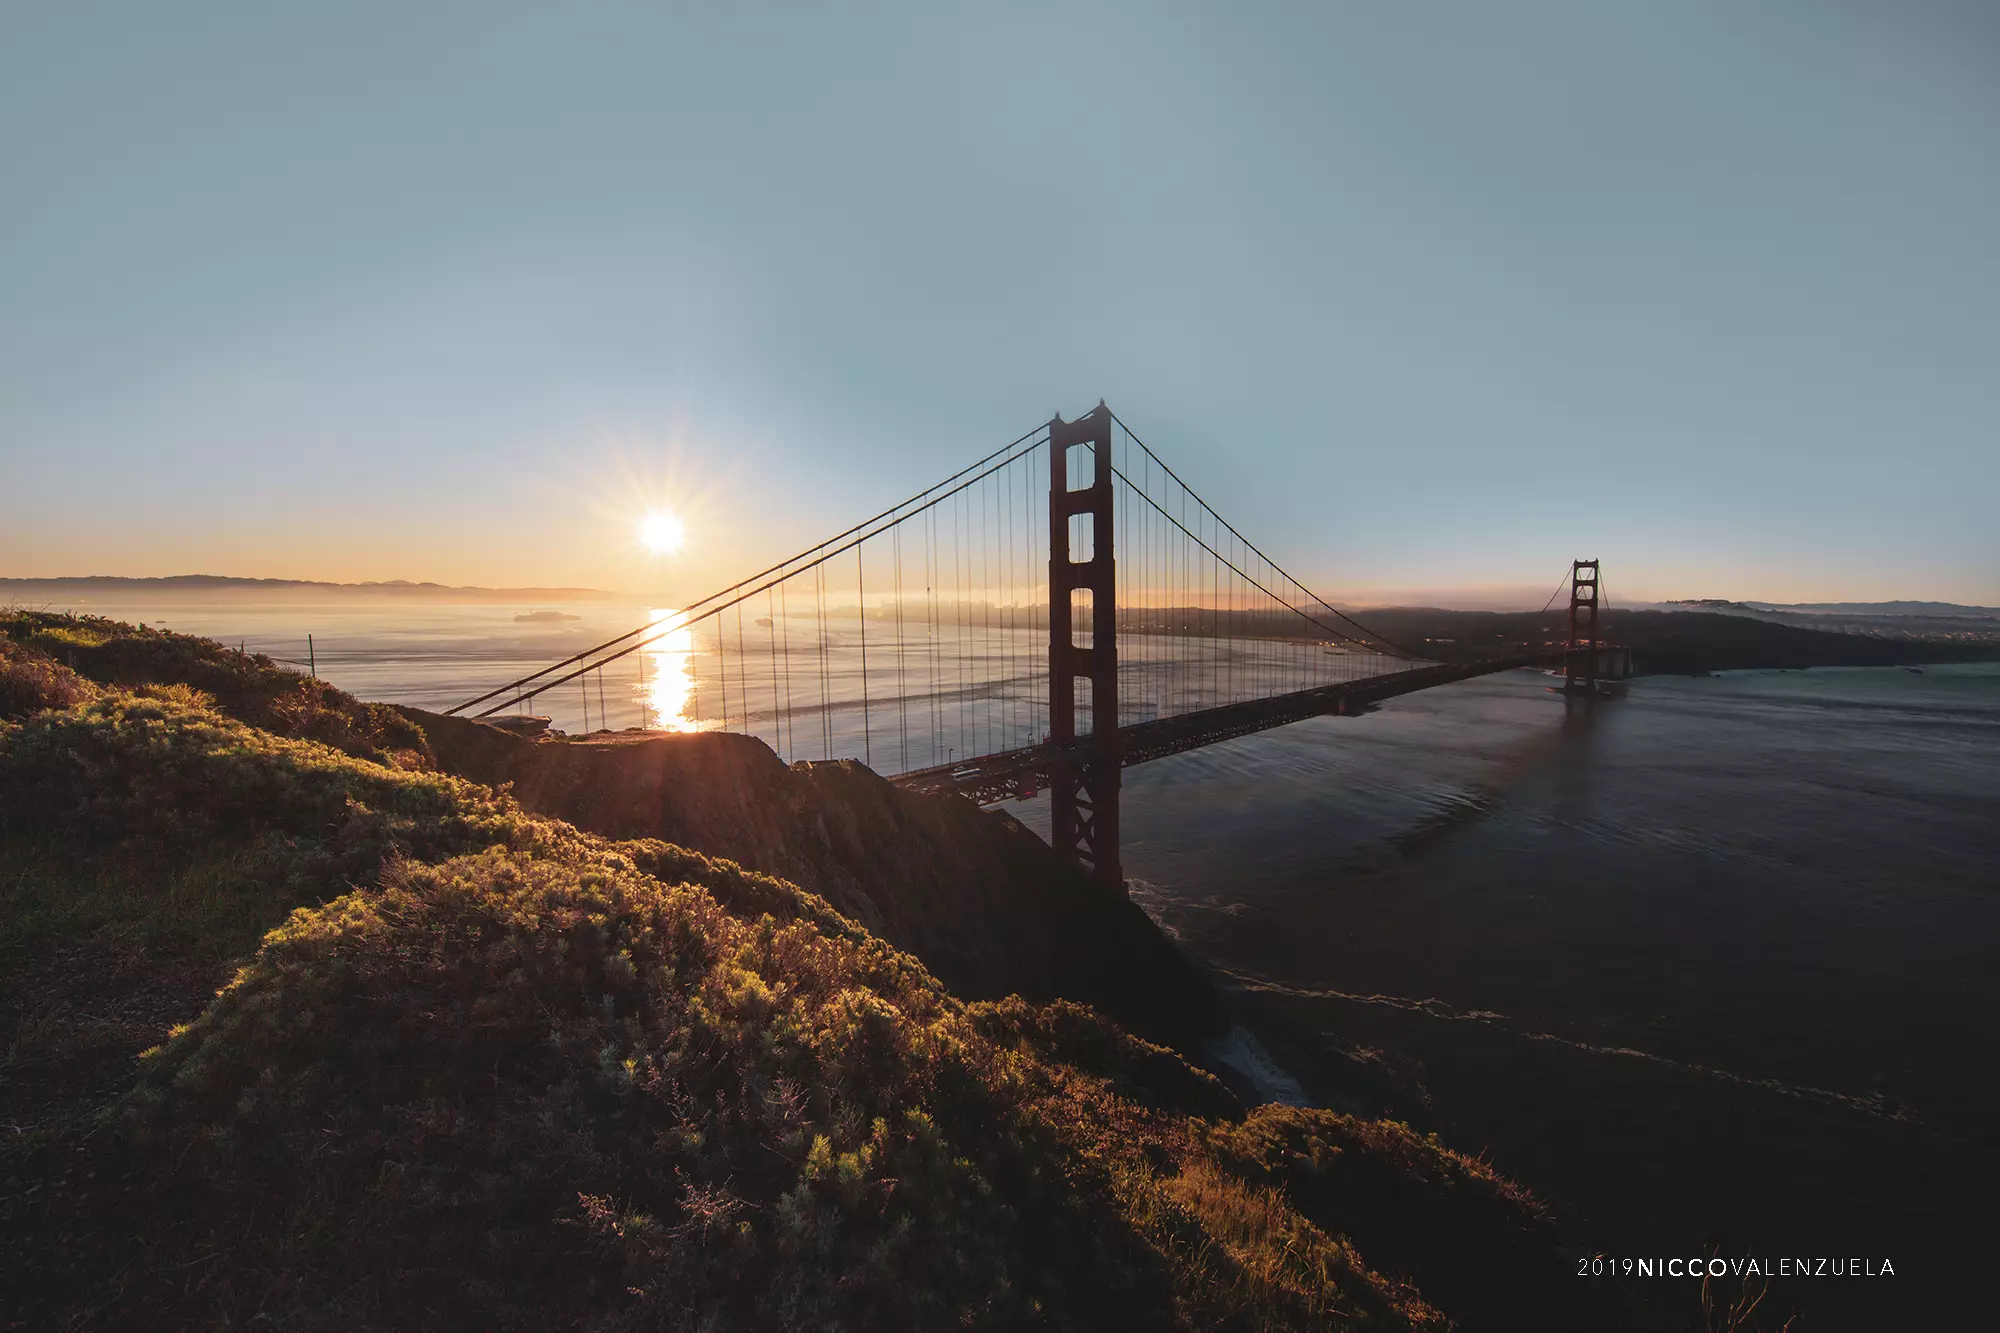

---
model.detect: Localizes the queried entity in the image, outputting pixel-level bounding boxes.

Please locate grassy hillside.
[1,609,430,765]
[406,707,1227,1051]
[0,614,1638,1330]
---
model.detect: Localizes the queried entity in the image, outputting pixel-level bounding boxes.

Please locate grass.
[0,615,1613,1330]
[0,689,559,967]
[0,609,431,768]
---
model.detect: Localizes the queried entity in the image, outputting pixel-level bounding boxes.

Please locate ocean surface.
[1018,658,1999,1329]
[1029,662,2000,1134]
[42,592,2000,1301]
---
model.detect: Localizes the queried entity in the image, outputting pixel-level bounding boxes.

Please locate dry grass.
[0,635,98,719]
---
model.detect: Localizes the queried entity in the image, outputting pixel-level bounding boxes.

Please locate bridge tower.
[1048,403,1123,890]
[1564,558,1601,698]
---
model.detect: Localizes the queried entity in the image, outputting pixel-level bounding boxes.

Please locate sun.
[638,510,685,554]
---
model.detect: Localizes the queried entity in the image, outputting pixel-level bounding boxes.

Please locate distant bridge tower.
[1048,403,1123,889]
[1564,558,1601,698]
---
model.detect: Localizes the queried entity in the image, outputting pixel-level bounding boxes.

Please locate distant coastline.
[1669,597,2000,619]
[0,575,619,601]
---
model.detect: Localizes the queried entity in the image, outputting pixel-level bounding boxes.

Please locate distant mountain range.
[0,575,617,600]
[1672,598,2000,620]
[1752,600,2000,617]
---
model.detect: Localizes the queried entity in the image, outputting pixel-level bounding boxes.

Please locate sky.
[3,1,1996,607]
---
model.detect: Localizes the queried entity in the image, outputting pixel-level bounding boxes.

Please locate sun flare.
[638,510,685,554]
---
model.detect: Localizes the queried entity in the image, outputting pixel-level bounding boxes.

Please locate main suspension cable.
[1107,410,1428,660]
[448,422,1051,716]
[1110,462,1424,660]
[465,430,1050,718]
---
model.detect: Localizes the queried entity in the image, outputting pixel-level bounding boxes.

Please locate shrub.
[0,638,96,719]
[0,611,432,768]
[1204,1107,1596,1330]
[126,850,1197,1329]
[1,692,525,856]
[969,995,1245,1122]
[0,691,564,957]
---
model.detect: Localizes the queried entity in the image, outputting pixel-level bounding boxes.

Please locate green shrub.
[0,611,431,768]
[0,638,97,719]
[617,836,888,952]
[969,995,1245,1122]
[126,849,1199,1329]
[6,691,474,849]
[0,691,562,957]
[1204,1107,1584,1329]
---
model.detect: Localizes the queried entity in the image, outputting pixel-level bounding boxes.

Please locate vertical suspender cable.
[781,580,794,761]
[927,505,939,766]
[767,589,781,762]
[980,473,989,755]
[1002,451,1013,747]
[736,604,752,746]
[894,525,908,773]
[956,487,967,760]
[857,543,870,767]
[814,565,829,758]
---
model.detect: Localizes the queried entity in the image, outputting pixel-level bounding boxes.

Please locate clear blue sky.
[3,1,1996,604]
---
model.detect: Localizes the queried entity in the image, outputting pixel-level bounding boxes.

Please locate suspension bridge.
[447,404,1623,888]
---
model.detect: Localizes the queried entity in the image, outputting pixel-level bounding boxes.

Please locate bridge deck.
[889,651,1560,805]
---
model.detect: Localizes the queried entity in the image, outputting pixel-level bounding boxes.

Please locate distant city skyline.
[4,2,1997,607]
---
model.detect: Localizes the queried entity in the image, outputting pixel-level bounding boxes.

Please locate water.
[45,594,670,724]
[47,592,1404,772]
[1018,661,2000,1328]
[1014,664,2000,1138]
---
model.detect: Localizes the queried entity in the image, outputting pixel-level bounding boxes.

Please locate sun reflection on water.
[640,609,703,732]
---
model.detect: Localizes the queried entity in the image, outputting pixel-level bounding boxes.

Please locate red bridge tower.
[1563,559,1629,697]
[1047,404,1123,890]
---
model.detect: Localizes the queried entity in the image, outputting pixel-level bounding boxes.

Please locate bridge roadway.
[890,650,1563,806]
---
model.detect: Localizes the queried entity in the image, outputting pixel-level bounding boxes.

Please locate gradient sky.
[3,1,1996,605]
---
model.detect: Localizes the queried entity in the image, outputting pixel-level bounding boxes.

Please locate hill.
[1747,599,2000,618]
[0,612,1643,1330]
[1351,606,2000,671]
[402,709,1224,1050]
